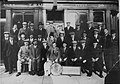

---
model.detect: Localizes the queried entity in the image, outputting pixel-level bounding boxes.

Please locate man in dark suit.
[30,39,41,75]
[40,40,49,75]
[64,22,74,46]
[10,24,19,42]
[56,31,66,48]
[67,41,80,66]
[59,42,69,66]
[91,41,103,78]
[79,40,92,77]
[2,32,10,72]
[86,21,94,39]
[6,35,18,74]
[102,29,112,72]
[26,23,37,38]
[37,22,47,40]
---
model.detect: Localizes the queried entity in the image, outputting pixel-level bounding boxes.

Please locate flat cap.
[24,39,29,42]
[80,40,86,43]
[69,32,75,35]
[4,31,10,34]
[22,22,27,25]
[87,21,93,24]
[72,41,77,44]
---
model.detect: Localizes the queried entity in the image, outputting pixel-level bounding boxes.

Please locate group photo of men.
[1,20,119,78]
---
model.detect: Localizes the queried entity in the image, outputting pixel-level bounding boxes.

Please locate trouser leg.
[28,59,32,71]
[17,60,22,72]
[4,57,9,71]
[8,57,13,72]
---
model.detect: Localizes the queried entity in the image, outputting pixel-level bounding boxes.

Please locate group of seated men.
[2,21,118,78]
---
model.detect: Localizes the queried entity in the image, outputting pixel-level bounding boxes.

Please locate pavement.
[0,65,105,84]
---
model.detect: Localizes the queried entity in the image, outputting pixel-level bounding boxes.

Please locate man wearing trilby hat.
[16,39,32,76]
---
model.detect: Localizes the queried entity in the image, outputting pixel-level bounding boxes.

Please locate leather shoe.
[16,72,21,77]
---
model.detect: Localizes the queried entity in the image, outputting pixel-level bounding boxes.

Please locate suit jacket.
[10,29,19,41]
[30,44,41,60]
[6,40,17,58]
[60,47,68,59]
[18,45,31,59]
[41,45,49,62]
[37,28,47,40]
[56,37,67,48]
[47,47,60,61]
[67,46,80,59]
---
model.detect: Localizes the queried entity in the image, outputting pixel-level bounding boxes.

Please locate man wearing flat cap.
[37,22,47,40]
[18,22,28,40]
[2,32,10,73]
[67,41,81,66]
[79,39,93,77]
[16,39,32,76]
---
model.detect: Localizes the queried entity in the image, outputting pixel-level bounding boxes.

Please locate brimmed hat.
[69,32,75,35]
[87,21,93,24]
[42,40,47,43]
[72,41,77,44]
[38,35,42,37]
[94,28,99,32]
[33,39,37,42]
[24,39,29,42]
[4,31,10,34]
[59,31,65,34]
[76,23,80,26]
[80,40,86,43]
[30,23,34,26]
[66,22,70,24]
[22,22,27,25]
[49,21,54,24]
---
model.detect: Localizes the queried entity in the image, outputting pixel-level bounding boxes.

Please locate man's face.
[13,24,17,30]
[23,24,27,29]
[76,26,80,30]
[24,42,29,46]
[52,43,56,48]
[81,42,85,46]
[30,35,33,39]
[43,42,47,46]
[104,29,108,35]
[73,43,77,47]
[30,25,34,29]
[112,33,116,37]
[39,25,43,29]
[21,34,25,40]
[67,22,70,27]
[33,41,37,45]
[10,37,13,41]
[63,43,67,47]
[60,33,64,37]
[4,34,9,38]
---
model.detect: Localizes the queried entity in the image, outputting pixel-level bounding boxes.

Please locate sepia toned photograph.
[0,0,119,84]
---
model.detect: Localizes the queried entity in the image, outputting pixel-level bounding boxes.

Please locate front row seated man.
[44,42,60,76]
[16,39,32,76]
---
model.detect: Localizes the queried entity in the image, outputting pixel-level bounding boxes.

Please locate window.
[47,10,64,21]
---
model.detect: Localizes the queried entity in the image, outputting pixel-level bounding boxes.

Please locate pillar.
[34,9,39,29]
[43,9,46,29]
[5,9,12,32]
[89,9,93,22]
[106,10,111,34]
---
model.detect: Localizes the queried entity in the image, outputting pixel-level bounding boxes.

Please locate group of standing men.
[2,21,119,78]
